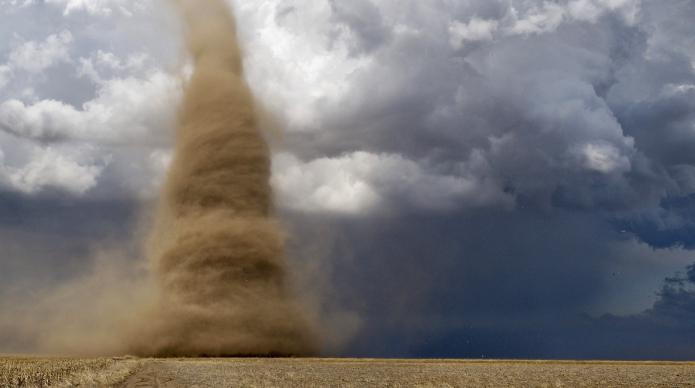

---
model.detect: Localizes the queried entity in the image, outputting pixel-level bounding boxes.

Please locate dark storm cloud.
[328,0,390,56]
[265,1,692,217]
[617,194,695,249]
[262,0,695,358]
[539,267,695,360]
[303,208,695,359]
[283,206,694,358]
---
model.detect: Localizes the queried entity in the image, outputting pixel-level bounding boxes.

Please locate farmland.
[1,357,694,387]
[0,357,140,387]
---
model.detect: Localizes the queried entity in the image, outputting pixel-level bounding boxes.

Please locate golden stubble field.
[1,357,694,387]
[0,356,140,387]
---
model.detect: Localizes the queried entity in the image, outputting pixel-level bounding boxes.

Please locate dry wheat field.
[0,356,140,387]
[1,357,695,387]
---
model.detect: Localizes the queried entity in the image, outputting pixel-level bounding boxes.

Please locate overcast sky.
[1,0,694,359]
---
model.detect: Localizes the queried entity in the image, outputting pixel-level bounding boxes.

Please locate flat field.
[1,357,694,387]
[0,356,140,387]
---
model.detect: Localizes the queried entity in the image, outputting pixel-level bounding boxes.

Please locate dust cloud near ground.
[0,250,152,356]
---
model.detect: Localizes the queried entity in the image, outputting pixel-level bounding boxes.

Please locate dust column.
[132,0,316,356]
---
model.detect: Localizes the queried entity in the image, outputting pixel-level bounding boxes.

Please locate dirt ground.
[2,357,695,387]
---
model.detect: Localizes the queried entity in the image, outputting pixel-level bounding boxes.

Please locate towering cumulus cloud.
[130,0,316,356]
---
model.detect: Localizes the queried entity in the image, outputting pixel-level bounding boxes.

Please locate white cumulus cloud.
[0,69,180,144]
[0,145,105,194]
[577,143,632,174]
[272,152,511,214]
[8,30,73,73]
[449,18,499,49]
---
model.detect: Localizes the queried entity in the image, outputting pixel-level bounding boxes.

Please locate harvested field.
[1,357,694,387]
[0,356,140,387]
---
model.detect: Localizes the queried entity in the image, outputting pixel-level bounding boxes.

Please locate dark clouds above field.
[1,0,695,359]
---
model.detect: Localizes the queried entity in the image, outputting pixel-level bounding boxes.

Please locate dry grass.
[0,356,140,387]
[2,357,695,387]
[122,358,695,388]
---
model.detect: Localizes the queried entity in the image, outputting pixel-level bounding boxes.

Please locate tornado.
[130,0,317,357]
